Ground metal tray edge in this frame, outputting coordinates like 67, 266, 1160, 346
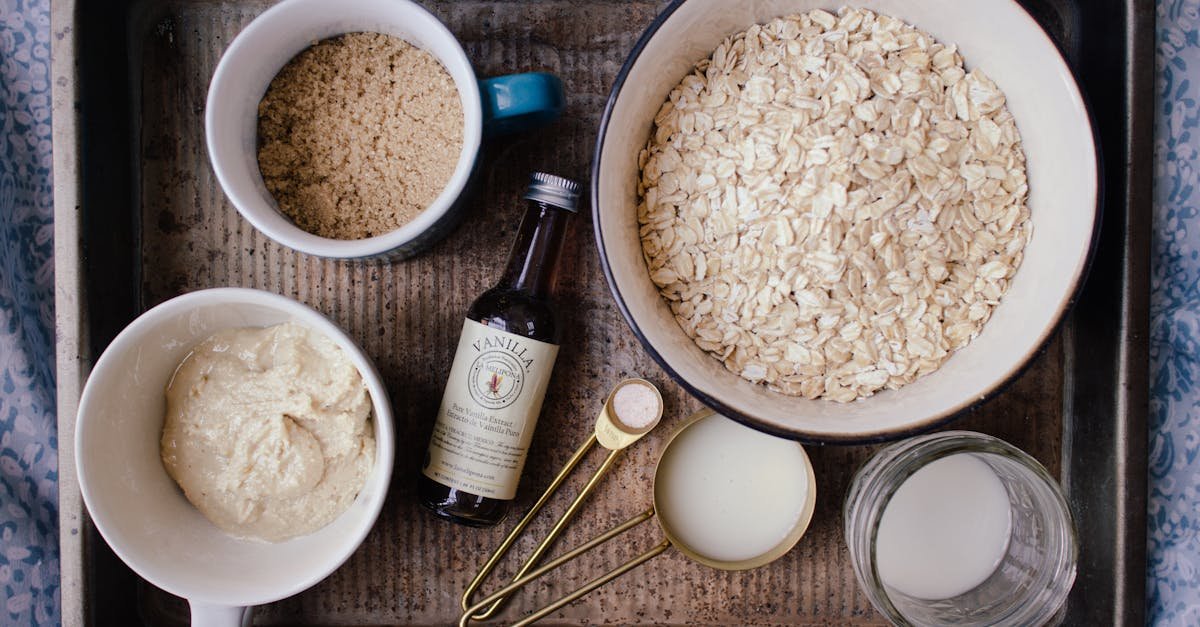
49, 1, 1155, 624
51, 0, 87, 625
1064, 0, 1153, 623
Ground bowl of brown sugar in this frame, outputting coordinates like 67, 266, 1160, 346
206, 0, 564, 259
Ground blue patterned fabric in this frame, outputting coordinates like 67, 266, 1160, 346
1151, 1, 1200, 624
0, 0, 59, 624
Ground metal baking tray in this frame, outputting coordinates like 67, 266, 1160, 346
51, 0, 1151, 624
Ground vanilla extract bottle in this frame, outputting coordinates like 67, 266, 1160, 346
419, 172, 579, 527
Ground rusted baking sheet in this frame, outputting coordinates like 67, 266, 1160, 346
52, 0, 1148, 624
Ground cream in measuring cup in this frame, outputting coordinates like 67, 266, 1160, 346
655, 412, 815, 565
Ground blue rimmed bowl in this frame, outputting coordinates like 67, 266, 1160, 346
591, 0, 1099, 443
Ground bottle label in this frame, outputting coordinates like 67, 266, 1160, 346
422, 319, 559, 500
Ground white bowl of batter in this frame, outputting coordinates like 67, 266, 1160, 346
75, 288, 395, 626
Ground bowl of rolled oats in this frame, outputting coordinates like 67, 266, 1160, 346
592, 2, 1099, 442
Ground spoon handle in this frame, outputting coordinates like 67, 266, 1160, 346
461, 433, 603, 617
459, 507, 665, 627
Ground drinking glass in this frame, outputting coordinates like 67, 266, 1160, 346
844, 431, 1077, 626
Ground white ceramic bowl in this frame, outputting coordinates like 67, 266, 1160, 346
205, 0, 483, 259
75, 288, 395, 624
592, 0, 1098, 443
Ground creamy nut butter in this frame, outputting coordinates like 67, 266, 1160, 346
161, 322, 374, 542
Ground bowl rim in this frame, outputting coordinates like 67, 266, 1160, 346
74, 287, 396, 606
590, 0, 1104, 444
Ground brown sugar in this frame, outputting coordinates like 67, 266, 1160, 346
256, 32, 464, 240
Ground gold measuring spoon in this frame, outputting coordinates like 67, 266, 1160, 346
458, 409, 817, 626
461, 378, 664, 620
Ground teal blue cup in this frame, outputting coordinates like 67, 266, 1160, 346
206, 0, 566, 260
480, 72, 565, 137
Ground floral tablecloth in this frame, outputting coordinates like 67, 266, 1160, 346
0, 0, 58, 623
1149, 1, 1200, 624
0, 0, 1196, 624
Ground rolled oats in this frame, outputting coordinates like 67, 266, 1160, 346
637, 8, 1032, 402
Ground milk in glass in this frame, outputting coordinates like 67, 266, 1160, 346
874, 453, 1013, 600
